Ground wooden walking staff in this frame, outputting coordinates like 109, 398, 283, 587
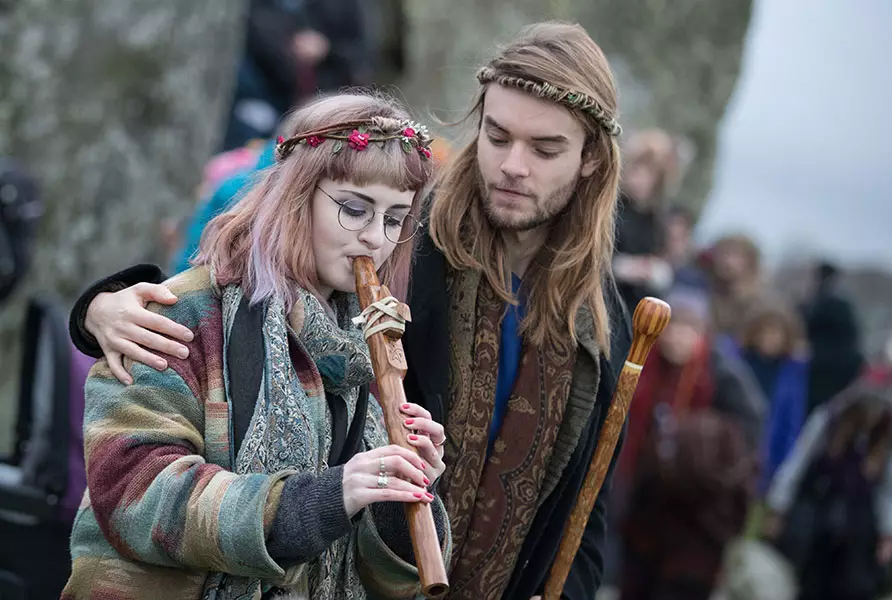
543, 297, 671, 600
353, 256, 450, 599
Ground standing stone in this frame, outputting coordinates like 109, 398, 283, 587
0, 0, 248, 450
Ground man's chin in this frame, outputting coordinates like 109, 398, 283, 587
485, 208, 544, 232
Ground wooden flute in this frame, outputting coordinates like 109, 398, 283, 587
543, 296, 671, 599
353, 256, 449, 598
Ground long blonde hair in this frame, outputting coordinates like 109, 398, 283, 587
429, 22, 621, 353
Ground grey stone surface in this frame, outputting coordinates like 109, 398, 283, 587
0, 0, 248, 451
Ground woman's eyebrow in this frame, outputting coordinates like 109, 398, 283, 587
339, 189, 411, 211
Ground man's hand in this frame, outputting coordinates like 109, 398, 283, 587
85, 283, 193, 384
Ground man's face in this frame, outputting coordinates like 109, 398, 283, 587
475, 85, 595, 231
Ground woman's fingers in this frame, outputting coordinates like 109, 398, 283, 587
407, 434, 445, 479
355, 474, 433, 503
381, 455, 429, 488
401, 416, 446, 446
364, 444, 426, 472
399, 402, 432, 421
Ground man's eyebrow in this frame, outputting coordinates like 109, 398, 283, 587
483, 116, 568, 144
483, 115, 508, 133
530, 134, 569, 144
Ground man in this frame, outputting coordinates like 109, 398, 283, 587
69, 22, 630, 599
802, 261, 864, 413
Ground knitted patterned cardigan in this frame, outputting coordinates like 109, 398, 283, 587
62, 267, 440, 599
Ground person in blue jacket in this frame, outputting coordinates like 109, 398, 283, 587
170, 140, 276, 274
732, 298, 809, 492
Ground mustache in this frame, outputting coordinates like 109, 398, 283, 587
488, 181, 534, 197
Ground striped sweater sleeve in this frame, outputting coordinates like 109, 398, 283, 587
83, 340, 291, 580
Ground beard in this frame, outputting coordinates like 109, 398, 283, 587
480, 172, 580, 231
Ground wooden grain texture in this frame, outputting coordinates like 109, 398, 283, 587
354, 257, 450, 598
543, 297, 670, 599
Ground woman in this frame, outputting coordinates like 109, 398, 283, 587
617, 281, 764, 600
764, 382, 892, 600
63, 93, 450, 600
736, 300, 809, 493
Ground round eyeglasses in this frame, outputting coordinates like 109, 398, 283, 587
316, 186, 419, 244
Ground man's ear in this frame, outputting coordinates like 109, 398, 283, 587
581, 151, 597, 178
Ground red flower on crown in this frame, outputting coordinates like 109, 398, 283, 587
276, 136, 285, 144
306, 135, 323, 147
402, 127, 416, 139
418, 147, 432, 160
348, 129, 370, 150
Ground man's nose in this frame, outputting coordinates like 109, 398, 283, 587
500, 143, 530, 179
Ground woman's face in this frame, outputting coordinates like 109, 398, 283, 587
311, 178, 415, 298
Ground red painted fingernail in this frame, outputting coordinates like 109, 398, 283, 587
402, 404, 410, 410
426, 492, 434, 500
413, 492, 424, 499
405, 418, 415, 425
424, 476, 430, 485
421, 461, 427, 469
409, 434, 419, 441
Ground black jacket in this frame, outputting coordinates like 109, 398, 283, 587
69, 234, 632, 600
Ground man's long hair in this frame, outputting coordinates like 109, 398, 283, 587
429, 22, 621, 353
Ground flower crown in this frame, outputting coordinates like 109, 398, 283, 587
476, 66, 622, 137
275, 117, 434, 161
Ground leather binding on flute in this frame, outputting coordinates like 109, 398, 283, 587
353, 256, 450, 598
543, 297, 671, 600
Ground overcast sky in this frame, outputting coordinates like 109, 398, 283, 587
697, 0, 892, 269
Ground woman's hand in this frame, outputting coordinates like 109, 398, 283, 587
342, 445, 435, 518
85, 283, 194, 384
399, 403, 446, 483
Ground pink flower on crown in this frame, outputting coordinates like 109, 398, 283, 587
418, 146, 432, 160
276, 136, 285, 144
306, 135, 323, 147
348, 129, 370, 150
402, 127, 416, 139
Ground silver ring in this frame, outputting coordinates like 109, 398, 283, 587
377, 473, 389, 489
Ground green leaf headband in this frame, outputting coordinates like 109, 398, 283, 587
476, 66, 622, 137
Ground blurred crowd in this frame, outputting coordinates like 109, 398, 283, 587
1, 4, 891, 599
605, 129, 892, 600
